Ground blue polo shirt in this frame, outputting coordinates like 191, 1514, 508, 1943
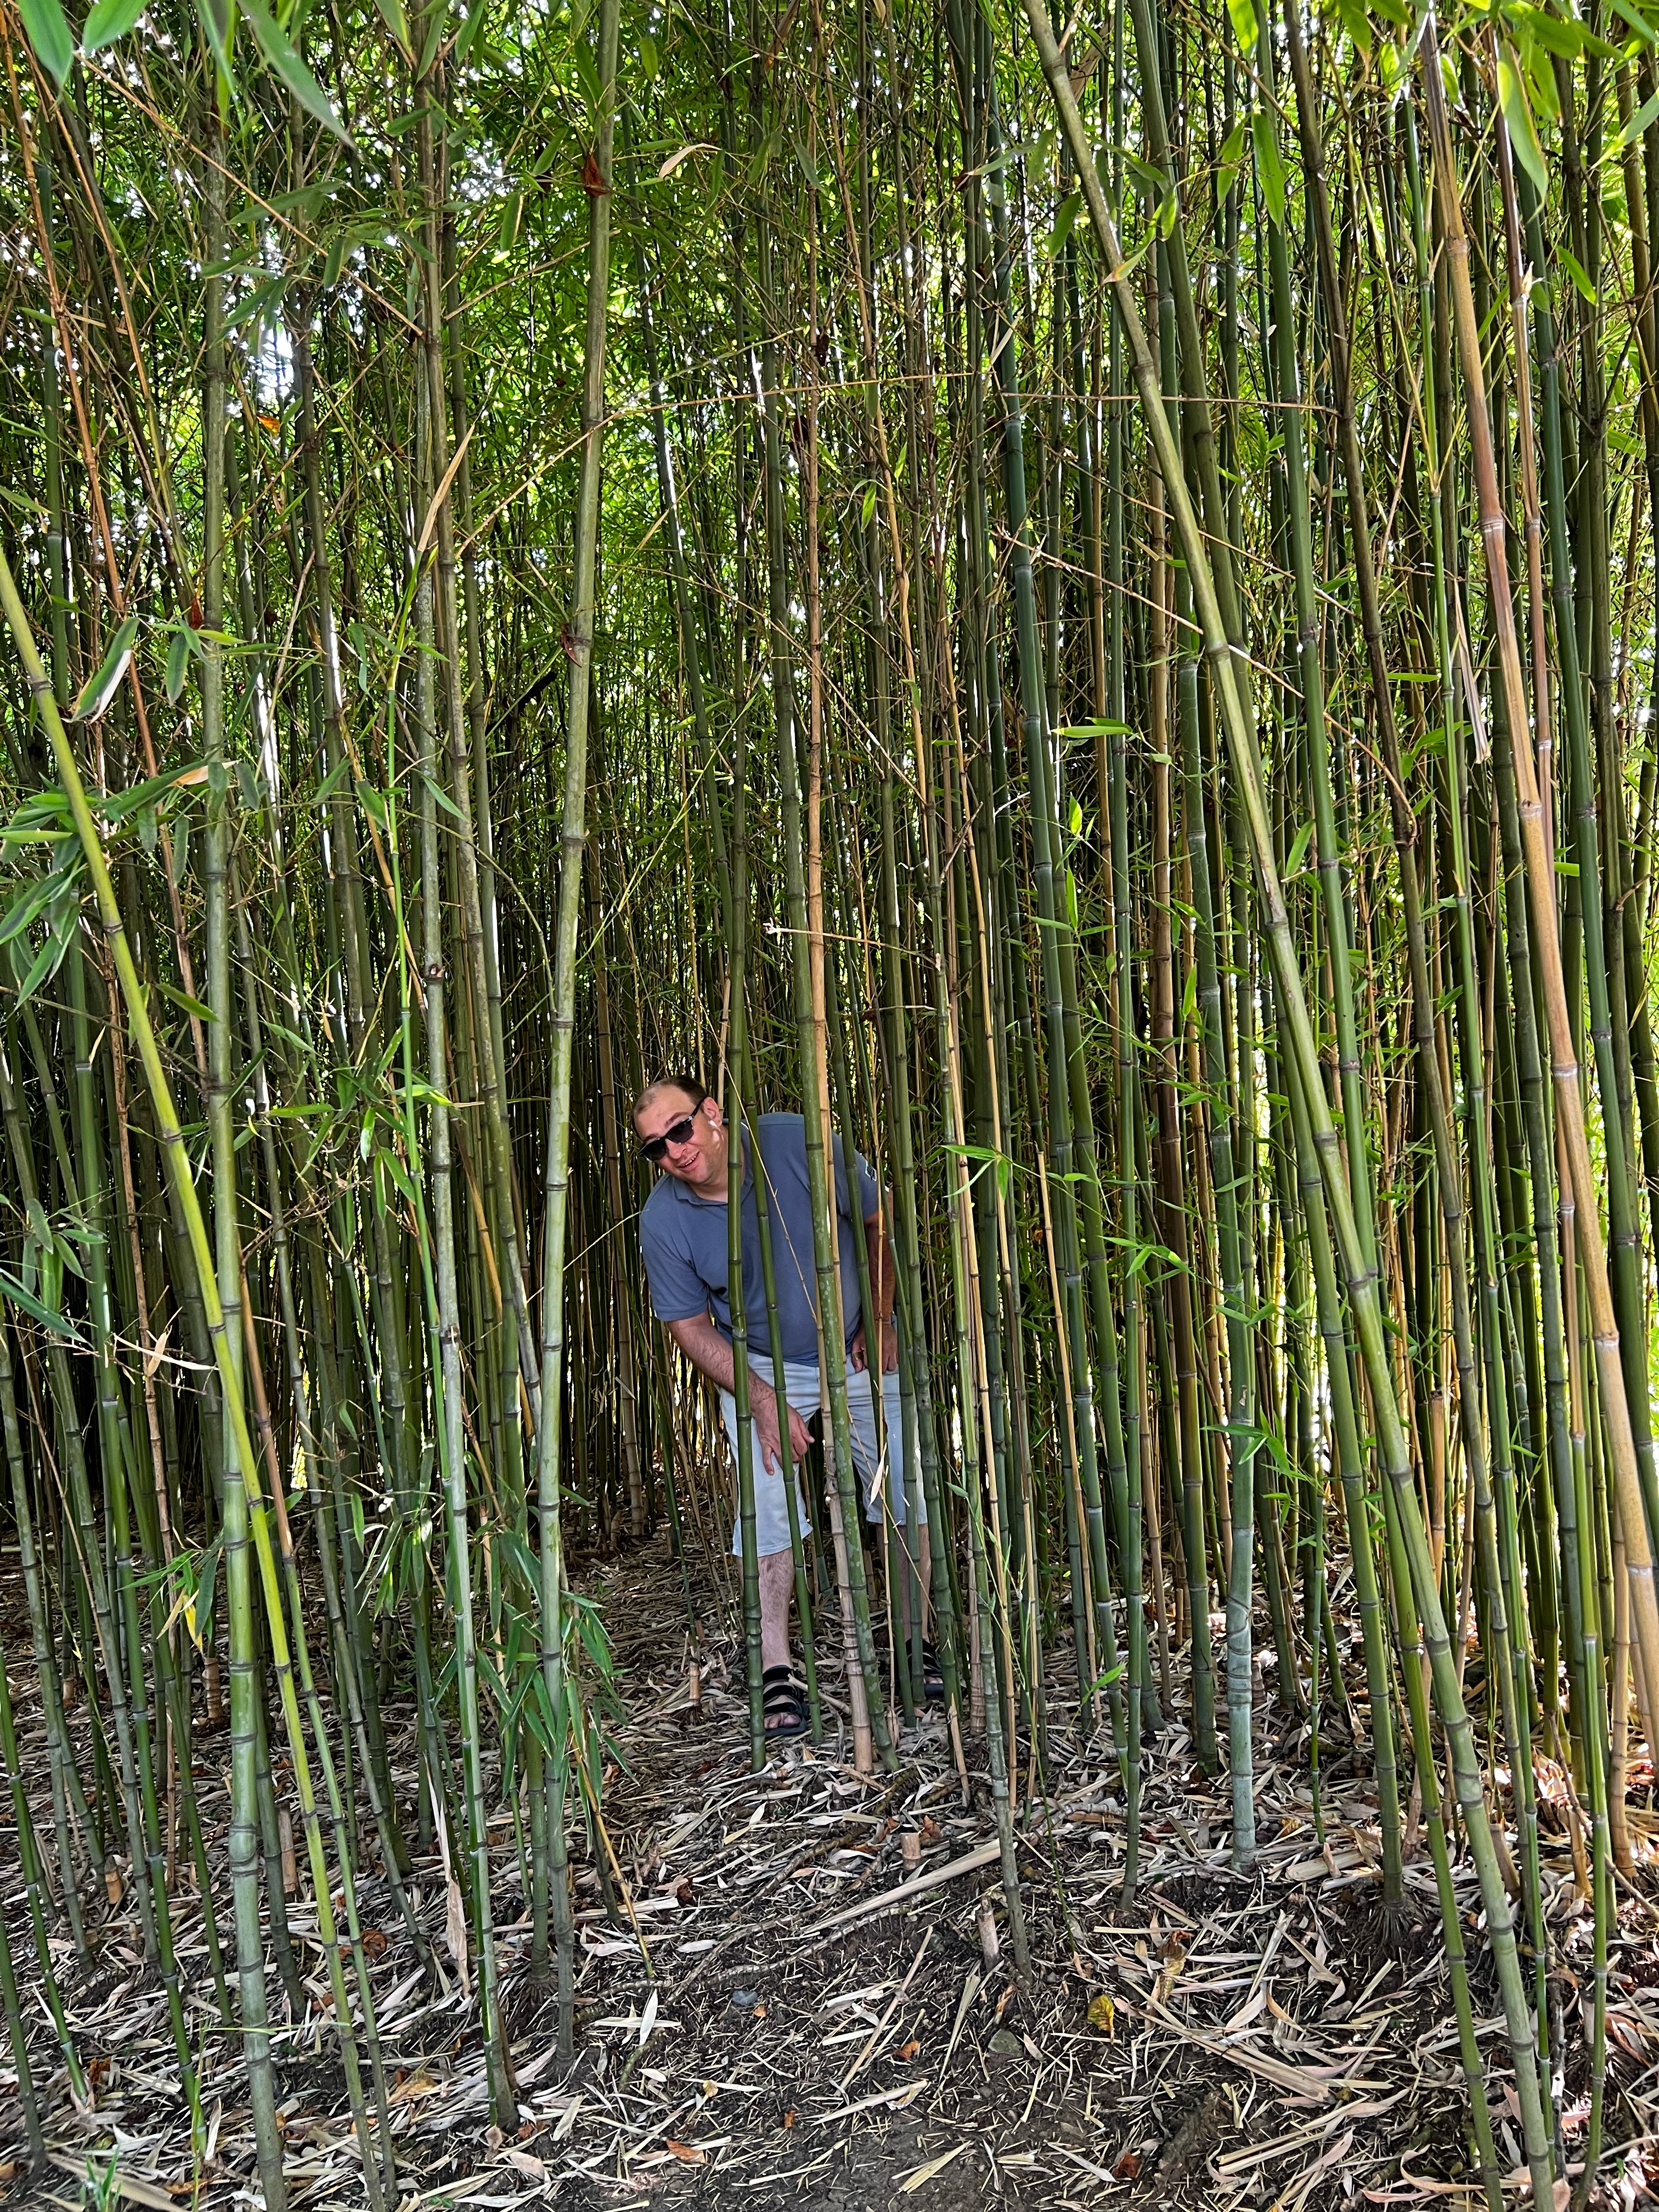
638, 1113, 881, 1365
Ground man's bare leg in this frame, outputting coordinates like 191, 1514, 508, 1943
759, 1547, 795, 1675
894, 1524, 932, 1648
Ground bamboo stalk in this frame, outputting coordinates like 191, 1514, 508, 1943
531, 0, 622, 2057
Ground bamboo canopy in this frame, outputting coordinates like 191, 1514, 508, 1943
0, 0, 1656, 2199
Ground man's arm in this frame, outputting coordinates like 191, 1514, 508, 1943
665, 1311, 740, 1396
833, 1133, 898, 1375
850, 1209, 900, 1374
665, 1313, 811, 1476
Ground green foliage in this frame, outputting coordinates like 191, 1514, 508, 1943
240, 0, 352, 136
16, 0, 72, 86
82, 0, 149, 53
1252, 106, 1287, 225
71, 614, 138, 723
0, 0, 1645, 2189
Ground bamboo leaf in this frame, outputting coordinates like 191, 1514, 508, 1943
0, 1266, 84, 1346
16, 0, 72, 86
1506, 0, 1619, 58
1334, 0, 1373, 55
194, 1536, 222, 1644
193, 0, 234, 80
571, 35, 601, 111
71, 613, 138, 723
94, 758, 210, 823
1046, 188, 1082, 255
156, 974, 215, 1023
1522, 36, 1559, 121
225, 276, 287, 335
416, 418, 476, 555
1224, 0, 1256, 49
1606, 0, 1659, 40
1217, 115, 1249, 205
9, 907, 74, 1001
369, 0, 411, 53
417, 0, 447, 74
82, 0, 149, 50
419, 770, 466, 821
745, 126, 782, 185
0, 881, 54, 947
657, 142, 718, 180
790, 126, 822, 190
1378, 30, 1412, 95
1252, 107, 1286, 227
347, 616, 373, 690
1499, 47, 1549, 198
241, 2, 353, 144
165, 626, 193, 704
1554, 239, 1598, 303
455, 0, 488, 67
312, 755, 350, 806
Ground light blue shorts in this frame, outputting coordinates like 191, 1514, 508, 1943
720, 1352, 926, 1559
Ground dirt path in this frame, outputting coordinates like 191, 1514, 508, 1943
5, 1533, 1656, 2208
413, 1535, 1653, 2210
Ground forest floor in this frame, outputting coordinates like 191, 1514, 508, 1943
4, 1528, 1659, 2210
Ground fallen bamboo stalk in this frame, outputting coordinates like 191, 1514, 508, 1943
797, 1778, 1114, 1937
796, 1838, 1003, 1938
1145, 1995, 1390, 2101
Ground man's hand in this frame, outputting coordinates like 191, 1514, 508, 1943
855, 1211, 899, 1376
750, 1380, 812, 1477
850, 1317, 899, 1375
664, 1316, 811, 1479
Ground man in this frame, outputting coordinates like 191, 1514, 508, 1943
633, 1074, 933, 1740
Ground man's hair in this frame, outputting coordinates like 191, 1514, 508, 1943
630, 1071, 710, 1128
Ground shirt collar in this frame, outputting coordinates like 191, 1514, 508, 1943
663, 1124, 749, 1207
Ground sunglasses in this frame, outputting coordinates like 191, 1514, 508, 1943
641, 1111, 701, 1165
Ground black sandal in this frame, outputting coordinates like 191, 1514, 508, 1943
906, 1641, 947, 1705
760, 1664, 809, 1741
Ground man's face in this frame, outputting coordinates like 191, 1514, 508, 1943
636, 1088, 726, 1193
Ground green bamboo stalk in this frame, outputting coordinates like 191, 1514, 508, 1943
0, 1862, 43, 2174
532, 0, 622, 2058
1023, 25, 1559, 2201
1256, 24, 1401, 1895
411, 347, 515, 2123
969, 5, 1122, 1757
0, 1598, 83, 2101
756, 205, 894, 1775
1423, 25, 1659, 1729
0, 1302, 87, 1962
0, 510, 390, 2212
202, 129, 290, 2205
727, 715, 767, 1769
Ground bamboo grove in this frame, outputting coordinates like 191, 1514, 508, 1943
0, 0, 1655, 2197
